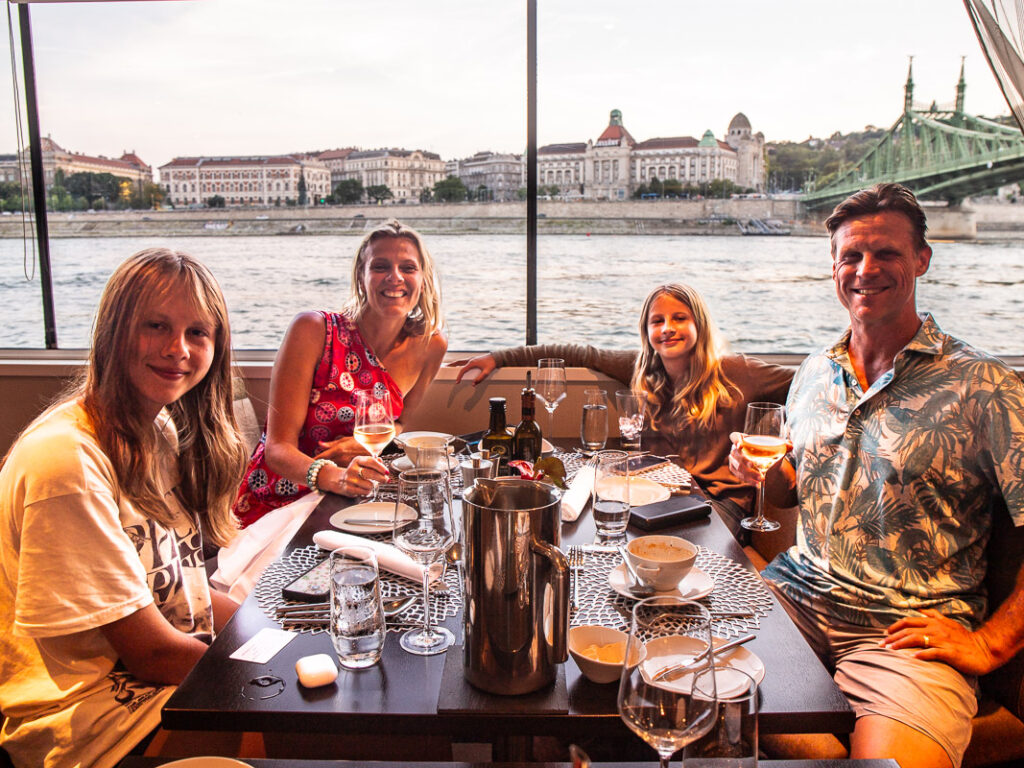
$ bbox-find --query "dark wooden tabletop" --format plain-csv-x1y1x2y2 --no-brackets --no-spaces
119,759,899,767
162,447,853,744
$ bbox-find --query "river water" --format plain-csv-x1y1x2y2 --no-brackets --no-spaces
2,233,1022,355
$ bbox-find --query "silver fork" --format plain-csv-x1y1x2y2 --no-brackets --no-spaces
568,545,585,611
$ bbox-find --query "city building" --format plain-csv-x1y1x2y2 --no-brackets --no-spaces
449,151,524,201
538,109,765,199
316,147,357,188
338,148,445,202
16,136,152,191
158,154,331,207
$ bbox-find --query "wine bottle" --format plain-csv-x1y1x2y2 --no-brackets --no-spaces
481,397,512,475
512,371,543,464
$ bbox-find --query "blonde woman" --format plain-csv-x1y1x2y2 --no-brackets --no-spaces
455,283,792,534
234,219,447,526
0,249,248,766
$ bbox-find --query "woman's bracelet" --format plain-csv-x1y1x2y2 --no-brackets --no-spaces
306,458,338,493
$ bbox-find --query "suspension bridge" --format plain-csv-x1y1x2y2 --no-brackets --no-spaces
802,60,1024,211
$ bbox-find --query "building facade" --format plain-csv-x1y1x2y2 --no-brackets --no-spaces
339,149,446,202
316,148,356,188
17,136,152,190
538,109,764,199
158,155,331,207
449,151,524,201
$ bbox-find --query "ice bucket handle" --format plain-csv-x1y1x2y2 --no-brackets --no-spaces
531,539,569,664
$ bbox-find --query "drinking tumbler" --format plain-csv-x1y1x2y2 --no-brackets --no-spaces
330,546,386,669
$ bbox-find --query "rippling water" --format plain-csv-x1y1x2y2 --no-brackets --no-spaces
2,234,1022,355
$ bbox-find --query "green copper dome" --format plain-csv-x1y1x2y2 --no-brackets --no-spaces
699,129,717,147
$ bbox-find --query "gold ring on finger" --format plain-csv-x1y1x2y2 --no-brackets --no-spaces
357,466,364,480
923,635,930,649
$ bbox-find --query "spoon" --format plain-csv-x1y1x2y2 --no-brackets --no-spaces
616,543,655,597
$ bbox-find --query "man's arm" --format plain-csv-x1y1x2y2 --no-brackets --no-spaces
883,561,1024,676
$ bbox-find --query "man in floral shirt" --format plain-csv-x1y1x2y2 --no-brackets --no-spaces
731,183,1024,768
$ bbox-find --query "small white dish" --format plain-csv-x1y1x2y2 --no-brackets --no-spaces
608,563,714,601
640,635,765,697
595,475,670,506
391,454,460,473
159,759,253,768
568,625,644,684
394,430,454,447
329,501,417,533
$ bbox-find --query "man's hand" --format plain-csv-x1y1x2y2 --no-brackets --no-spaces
883,609,1000,676
448,353,497,385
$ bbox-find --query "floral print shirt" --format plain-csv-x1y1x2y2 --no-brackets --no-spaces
764,314,1024,629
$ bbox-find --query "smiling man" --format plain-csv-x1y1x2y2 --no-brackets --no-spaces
731,183,1024,768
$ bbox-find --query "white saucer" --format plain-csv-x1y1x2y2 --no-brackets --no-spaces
595,475,670,506
391,454,460,472
608,563,713,601
159,759,252,768
640,635,765,697
329,502,417,533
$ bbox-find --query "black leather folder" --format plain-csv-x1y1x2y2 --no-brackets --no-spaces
629,493,712,531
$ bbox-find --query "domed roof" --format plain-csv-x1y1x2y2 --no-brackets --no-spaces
729,112,751,131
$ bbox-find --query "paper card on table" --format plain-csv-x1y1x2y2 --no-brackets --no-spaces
229,627,297,663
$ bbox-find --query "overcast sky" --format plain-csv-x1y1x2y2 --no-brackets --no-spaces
0,0,1010,171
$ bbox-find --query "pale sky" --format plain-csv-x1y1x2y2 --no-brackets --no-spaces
0,0,1010,173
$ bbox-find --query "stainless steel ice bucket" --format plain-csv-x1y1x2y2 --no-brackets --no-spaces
461,478,569,695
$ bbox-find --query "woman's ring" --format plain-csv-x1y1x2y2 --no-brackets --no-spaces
923,635,930,649
357,466,364,480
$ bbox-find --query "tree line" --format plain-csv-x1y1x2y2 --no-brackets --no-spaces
0,169,165,212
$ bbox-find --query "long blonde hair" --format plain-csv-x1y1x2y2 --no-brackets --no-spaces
631,283,736,432
79,248,246,546
342,218,444,337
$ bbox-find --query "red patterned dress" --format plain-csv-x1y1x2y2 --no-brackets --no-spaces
233,312,404,527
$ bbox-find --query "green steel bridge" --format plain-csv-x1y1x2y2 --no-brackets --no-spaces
802,60,1024,210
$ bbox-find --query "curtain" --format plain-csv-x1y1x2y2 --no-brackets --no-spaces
965,0,1024,133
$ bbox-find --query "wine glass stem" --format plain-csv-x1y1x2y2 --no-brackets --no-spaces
659,755,671,768
420,565,434,636
755,476,766,523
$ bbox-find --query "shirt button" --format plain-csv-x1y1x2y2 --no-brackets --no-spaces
853,409,861,416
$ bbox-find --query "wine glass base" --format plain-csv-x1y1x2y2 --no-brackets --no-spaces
400,626,454,656
740,516,781,532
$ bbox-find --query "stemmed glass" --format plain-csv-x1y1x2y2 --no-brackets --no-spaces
618,597,718,768
392,468,455,655
536,358,567,437
352,389,396,502
739,401,786,532
616,389,646,452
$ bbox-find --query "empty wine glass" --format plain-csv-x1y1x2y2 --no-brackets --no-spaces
615,389,646,452
536,358,567,436
392,468,455,655
739,402,786,532
618,597,718,768
352,389,396,501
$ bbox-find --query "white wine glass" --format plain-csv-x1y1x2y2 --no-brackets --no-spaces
618,597,718,768
352,389,396,502
616,389,646,452
739,401,786,532
393,468,455,655
536,358,567,437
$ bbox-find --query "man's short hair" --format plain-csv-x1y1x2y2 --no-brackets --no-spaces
825,183,928,253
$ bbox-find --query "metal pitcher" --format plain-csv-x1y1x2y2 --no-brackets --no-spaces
461,478,569,695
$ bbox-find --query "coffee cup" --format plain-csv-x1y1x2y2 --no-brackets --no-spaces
402,435,450,469
625,535,697,591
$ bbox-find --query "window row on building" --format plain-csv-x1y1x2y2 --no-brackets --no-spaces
159,155,331,207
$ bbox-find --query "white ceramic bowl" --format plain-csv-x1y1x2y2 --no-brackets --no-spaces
626,535,698,591
568,625,644,684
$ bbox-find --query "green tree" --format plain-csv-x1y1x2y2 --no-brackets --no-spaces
366,184,394,203
298,172,308,206
648,177,664,197
432,175,467,202
663,178,684,197
207,194,226,208
66,172,123,206
333,178,364,204
419,187,433,203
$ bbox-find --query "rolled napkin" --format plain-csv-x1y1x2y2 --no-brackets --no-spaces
312,530,444,584
561,464,596,522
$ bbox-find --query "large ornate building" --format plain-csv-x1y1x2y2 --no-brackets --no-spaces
16,136,152,191
336,148,446,202
159,154,331,207
538,109,765,199
447,151,524,201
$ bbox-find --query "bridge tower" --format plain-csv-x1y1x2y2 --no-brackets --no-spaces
904,56,914,116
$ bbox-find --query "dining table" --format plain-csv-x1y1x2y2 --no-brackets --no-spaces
119,760,900,767
161,440,854,760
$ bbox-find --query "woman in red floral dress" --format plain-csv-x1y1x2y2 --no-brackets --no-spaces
233,219,446,526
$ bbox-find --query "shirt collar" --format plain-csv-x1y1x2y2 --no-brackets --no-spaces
826,313,942,363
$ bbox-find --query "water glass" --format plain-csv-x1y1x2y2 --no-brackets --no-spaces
594,450,630,540
329,546,386,669
685,666,758,766
616,389,646,452
580,388,609,451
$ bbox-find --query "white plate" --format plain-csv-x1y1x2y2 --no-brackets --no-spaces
391,454,460,472
159,759,252,768
640,635,765,698
394,430,454,447
608,563,714,601
595,475,670,506
329,501,417,533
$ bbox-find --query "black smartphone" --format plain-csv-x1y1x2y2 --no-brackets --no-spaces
629,494,712,531
627,454,672,473
281,558,331,602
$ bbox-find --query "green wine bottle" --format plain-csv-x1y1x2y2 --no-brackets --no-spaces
481,397,512,475
512,371,543,464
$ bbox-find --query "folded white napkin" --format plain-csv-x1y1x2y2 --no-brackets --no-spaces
211,491,325,602
312,530,444,584
561,464,596,522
